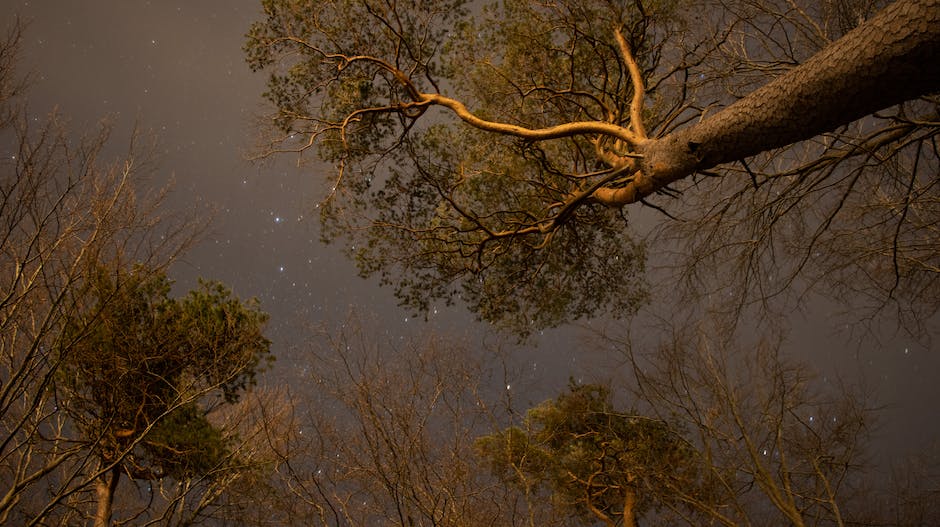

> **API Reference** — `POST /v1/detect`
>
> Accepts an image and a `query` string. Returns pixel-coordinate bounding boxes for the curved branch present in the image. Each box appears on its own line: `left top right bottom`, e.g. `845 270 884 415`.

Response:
614 27 648 140
274 36 424 101
420 93 641 145
602 0 940 207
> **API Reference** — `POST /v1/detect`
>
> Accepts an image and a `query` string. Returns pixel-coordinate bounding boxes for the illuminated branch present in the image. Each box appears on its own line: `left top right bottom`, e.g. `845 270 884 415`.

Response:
278 36 642 148
614 27 648 140
420 93 640 145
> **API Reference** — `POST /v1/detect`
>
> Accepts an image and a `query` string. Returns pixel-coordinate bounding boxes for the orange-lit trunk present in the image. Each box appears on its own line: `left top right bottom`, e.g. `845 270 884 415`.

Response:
624 0 940 204
623 485 638 527
93 465 120 527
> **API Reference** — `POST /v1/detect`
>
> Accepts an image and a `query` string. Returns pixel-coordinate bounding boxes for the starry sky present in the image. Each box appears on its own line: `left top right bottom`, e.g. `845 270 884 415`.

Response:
8 0 938 461
7 0 583 405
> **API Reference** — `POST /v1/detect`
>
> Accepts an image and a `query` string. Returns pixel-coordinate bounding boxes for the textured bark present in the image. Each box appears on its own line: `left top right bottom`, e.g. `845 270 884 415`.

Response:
93 466 120 527
629 0 940 202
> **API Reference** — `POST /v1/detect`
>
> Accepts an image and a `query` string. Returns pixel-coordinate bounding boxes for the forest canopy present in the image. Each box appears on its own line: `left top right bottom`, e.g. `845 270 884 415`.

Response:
245 0 940 335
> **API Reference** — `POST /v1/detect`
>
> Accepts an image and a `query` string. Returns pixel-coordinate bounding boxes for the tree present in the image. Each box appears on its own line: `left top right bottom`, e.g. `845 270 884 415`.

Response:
603 323 877 526
476 381 713 527
55 265 272 527
474 321 917 526
273 316 562 527
0 20 277 526
169 386 302 526
650 0 940 336
0 20 197 525
245 0 940 334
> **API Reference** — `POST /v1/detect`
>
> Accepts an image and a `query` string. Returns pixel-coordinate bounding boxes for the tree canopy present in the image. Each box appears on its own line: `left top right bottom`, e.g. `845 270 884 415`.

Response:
0 30 278 516
245 0 940 334
476 381 712 527
60 265 271 477
57 264 272 525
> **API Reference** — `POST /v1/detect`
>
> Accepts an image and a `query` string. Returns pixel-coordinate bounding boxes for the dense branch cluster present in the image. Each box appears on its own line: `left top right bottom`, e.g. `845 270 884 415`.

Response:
246 0 940 332
0 22 278 525
246 0 685 331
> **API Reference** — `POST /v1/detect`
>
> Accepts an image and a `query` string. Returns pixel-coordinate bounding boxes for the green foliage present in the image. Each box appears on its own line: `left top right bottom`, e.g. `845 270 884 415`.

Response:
177 278 273 403
348 125 649 333
144 403 230 480
244 0 684 335
57 264 271 482
446 0 678 127
245 0 468 134
476 381 707 523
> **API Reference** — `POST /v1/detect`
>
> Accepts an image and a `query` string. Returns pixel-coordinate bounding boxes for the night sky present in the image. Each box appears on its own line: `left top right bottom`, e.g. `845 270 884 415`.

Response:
8 0 938 462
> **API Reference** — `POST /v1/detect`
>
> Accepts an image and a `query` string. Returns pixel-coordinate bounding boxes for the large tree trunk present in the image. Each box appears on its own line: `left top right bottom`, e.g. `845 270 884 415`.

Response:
93 465 120 527
626 0 940 203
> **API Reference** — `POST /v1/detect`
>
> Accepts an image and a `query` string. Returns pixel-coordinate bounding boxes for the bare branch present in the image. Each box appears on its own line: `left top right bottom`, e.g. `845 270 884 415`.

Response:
614 27 647 140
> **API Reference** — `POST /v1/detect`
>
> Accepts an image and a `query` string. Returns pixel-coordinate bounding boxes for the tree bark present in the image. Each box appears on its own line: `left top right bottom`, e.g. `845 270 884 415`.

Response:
616 0 940 204
623 486 639 527
93 465 120 527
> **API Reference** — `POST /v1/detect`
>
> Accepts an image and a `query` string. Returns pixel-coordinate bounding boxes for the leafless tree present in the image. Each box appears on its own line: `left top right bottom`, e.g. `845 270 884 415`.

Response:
0 20 284 526
657 0 940 337
595 319 881 526
272 317 564 527
139 386 302 527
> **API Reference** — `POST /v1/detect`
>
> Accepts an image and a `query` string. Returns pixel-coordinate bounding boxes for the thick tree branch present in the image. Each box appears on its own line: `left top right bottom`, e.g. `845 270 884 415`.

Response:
605 0 940 206
614 27 648 140
420 93 640 145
